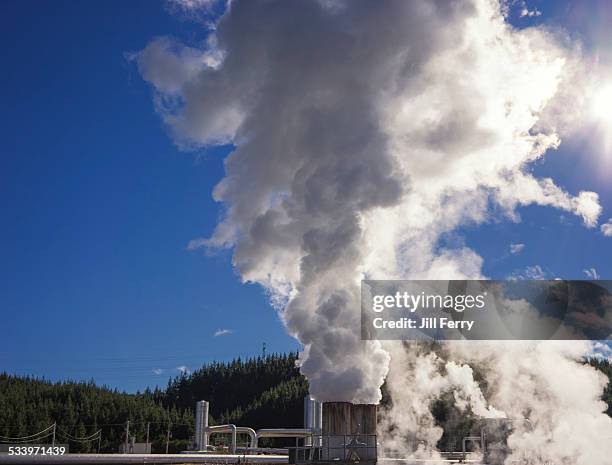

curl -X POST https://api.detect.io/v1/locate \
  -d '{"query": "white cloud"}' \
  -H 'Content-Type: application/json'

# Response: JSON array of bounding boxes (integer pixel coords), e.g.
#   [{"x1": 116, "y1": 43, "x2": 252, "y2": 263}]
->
[
  {"x1": 523, "y1": 265, "x2": 548, "y2": 280},
  {"x1": 601, "y1": 218, "x2": 612, "y2": 236},
  {"x1": 176, "y1": 365, "x2": 190, "y2": 374},
  {"x1": 152, "y1": 368, "x2": 164, "y2": 375},
  {"x1": 165, "y1": 0, "x2": 227, "y2": 18},
  {"x1": 500, "y1": 0, "x2": 542, "y2": 18},
  {"x1": 583, "y1": 267, "x2": 601, "y2": 280},
  {"x1": 510, "y1": 265, "x2": 549, "y2": 280},
  {"x1": 572, "y1": 191, "x2": 602, "y2": 228},
  {"x1": 168, "y1": 0, "x2": 217, "y2": 11},
  {"x1": 591, "y1": 341, "x2": 612, "y2": 361},
  {"x1": 520, "y1": 7, "x2": 542, "y2": 17},
  {"x1": 130, "y1": 36, "x2": 223, "y2": 95},
  {"x1": 214, "y1": 328, "x2": 232, "y2": 337},
  {"x1": 510, "y1": 243, "x2": 525, "y2": 254},
  {"x1": 164, "y1": 0, "x2": 230, "y2": 29}
]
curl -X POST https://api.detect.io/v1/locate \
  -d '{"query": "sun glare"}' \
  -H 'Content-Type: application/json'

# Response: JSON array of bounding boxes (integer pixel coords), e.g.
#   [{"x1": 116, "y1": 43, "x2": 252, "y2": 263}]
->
[
  {"x1": 591, "y1": 83, "x2": 612, "y2": 132},
  {"x1": 589, "y1": 81, "x2": 612, "y2": 156},
  {"x1": 592, "y1": 83, "x2": 612, "y2": 121}
]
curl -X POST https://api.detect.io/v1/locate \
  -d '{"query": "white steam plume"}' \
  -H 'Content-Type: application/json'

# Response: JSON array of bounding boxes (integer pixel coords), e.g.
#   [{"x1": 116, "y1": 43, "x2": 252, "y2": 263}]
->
[
  {"x1": 450, "y1": 341, "x2": 612, "y2": 464},
  {"x1": 136, "y1": 0, "x2": 612, "y2": 460},
  {"x1": 380, "y1": 341, "x2": 612, "y2": 463}
]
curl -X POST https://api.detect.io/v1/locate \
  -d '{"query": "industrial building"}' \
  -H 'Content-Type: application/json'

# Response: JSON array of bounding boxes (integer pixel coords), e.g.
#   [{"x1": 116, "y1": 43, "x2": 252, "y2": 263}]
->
[
  {"x1": 0, "y1": 396, "x2": 523, "y2": 464},
  {"x1": 0, "y1": 396, "x2": 378, "y2": 465},
  {"x1": 189, "y1": 397, "x2": 377, "y2": 464}
]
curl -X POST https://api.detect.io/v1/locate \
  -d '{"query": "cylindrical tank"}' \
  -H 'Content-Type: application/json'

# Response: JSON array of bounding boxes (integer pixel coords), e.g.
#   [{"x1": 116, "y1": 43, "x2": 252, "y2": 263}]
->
[
  {"x1": 321, "y1": 402, "x2": 377, "y2": 462},
  {"x1": 304, "y1": 395, "x2": 324, "y2": 447},
  {"x1": 195, "y1": 400, "x2": 210, "y2": 450},
  {"x1": 322, "y1": 402, "x2": 376, "y2": 435}
]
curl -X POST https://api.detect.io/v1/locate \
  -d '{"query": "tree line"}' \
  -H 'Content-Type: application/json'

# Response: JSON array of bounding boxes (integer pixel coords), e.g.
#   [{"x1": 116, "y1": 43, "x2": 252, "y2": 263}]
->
[
  {"x1": 1, "y1": 352, "x2": 610, "y2": 453},
  {"x1": 0, "y1": 353, "x2": 307, "y2": 452}
]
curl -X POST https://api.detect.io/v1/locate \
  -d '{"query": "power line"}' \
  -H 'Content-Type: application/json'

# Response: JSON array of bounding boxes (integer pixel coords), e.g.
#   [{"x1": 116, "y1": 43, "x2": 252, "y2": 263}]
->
[
  {"x1": 0, "y1": 423, "x2": 55, "y2": 441},
  {"x1": 1, "y1": 420, "x2": 194, "y2": 430},
  {"x1": 0, "y1": 432, "x2": 55, "y2": 444},
  {"x1": 56, "y1": 429, "x2": 104, "y2": 453},
  {"x1": 56, "y1": 428, "x2": 102, "y2": 441}
]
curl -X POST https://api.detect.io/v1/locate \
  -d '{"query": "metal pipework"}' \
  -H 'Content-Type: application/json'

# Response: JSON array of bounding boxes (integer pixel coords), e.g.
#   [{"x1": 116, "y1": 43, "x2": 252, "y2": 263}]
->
[
  {"x1": 237, "y1": 427, "x2": 257, "y2": 449},
  {"x1": 462, "y1": 435, "x2": 483, "y2": 461},
  {"x1": 504, "y1": 418, "x2": 534, "y2": 430},
  {"x1": 207, "y1": 425, "x2": 257, "y2": 452},
  {"x1": 303, "y1": 396, "x2": 322, "y2": 447},
  {"x1": 304, "y1": 396, "x2": 313, "y2": 446},
  {"x1": 254, "y1": 429, "x2": 313, "y2": 448},
  {"x1": 206, "y1": 425, "x2": 238, "y2": 454},
  {"x1": 195, "y1": 401, "x2": 209, "y2": 451}
]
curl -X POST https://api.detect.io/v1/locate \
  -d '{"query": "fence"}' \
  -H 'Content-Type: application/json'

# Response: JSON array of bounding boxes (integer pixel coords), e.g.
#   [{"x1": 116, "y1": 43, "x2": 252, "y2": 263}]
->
[
  {"x1": 290, "y1": 434, "x2": 377, "y2": 463},
  {"x1": 0, "y1": 421, "x2": 193, "y2": 454}
]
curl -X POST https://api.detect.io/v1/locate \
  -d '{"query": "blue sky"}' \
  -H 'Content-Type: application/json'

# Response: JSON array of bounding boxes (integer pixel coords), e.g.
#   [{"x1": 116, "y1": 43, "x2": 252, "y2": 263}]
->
[
  {"x1": 0, "y1": 0, "x2": 300, "y2": 392},
  {"x1": 0, "y1": 0, "x2": 610, "y2": 393}
]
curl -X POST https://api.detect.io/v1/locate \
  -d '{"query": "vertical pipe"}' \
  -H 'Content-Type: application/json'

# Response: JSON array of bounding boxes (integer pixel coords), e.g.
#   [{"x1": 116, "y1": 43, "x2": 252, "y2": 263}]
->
[
  {"x1": 195, "y1": 402, "x2": 202, "y2": 450},
  {"x1": 304, "y1": 396, "x2": 313, "y2": 446},
  {"x1": 229, "y1": 424, "x2": 237, "y2": 454},
  {"x1": 314, "y1": 400, "x2": 322, "y2": 447},
  {"x1": 304, "y1": 395, "x2": 323, "y2": 447},
  {"x1": 195, "y1": 400, "x2": 210, "y2": 450},
  {"x1": 480, "y1": 427, "x2": 487, "y2": 458},
  {"x1": 202, "y1": 401, "x2": 209, "y2": 450}
]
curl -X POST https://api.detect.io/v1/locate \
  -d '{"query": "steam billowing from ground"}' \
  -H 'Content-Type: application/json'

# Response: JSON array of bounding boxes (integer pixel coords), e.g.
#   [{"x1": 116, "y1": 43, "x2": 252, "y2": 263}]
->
[
  {"x1": 136, "y1": 0, "x2": 612, "y2": 462},
  {"x1": 381, "y1": 341, "x2": 612, "y2": 463}
]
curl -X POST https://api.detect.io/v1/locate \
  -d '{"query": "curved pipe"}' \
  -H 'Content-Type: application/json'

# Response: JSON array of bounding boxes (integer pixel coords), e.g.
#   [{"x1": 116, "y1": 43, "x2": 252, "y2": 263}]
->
[
  {"x1": 254, "y1": 429, "x2": 312, "y2": 448},
  {"x1": 206, "y1": 425, "x2": 257, "y2": 451},
  {"x1": 236, "y1": 427, "x2": 257, "y2": 449},
  {"x1": 206, "y1": 425, "x2": 237, "y2": 454}
]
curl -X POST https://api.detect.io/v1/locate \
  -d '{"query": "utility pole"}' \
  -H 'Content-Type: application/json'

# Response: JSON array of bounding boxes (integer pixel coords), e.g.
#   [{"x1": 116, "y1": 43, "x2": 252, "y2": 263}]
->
[
  {"x1": 51, "y1": 423, "x2": 56, "y2": 447},
  {"x1": 125, "y1": 420, "x2": 130, "y2": 453},
  {"x1": 262, "y1": 342, "x2": 266, "y2": 358},
  {"x1": 97, "y1": 433, "x2": 101, "y2": 453},
  {"x1": 165, "y1": 422, "x2": 171, "y2": 454},
  {"x1": 146, "y1": 422, "x2": 150, "y2": 450}
]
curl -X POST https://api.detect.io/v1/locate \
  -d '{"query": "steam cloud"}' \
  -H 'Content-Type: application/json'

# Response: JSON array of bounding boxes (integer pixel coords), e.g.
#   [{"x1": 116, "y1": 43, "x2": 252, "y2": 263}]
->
[
  {"x1": 381, "y1": 341, "x2": 612, "y2": 463},
  {"x1": 136, "y1": 0, "x2": 612, "y2": 461}
]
